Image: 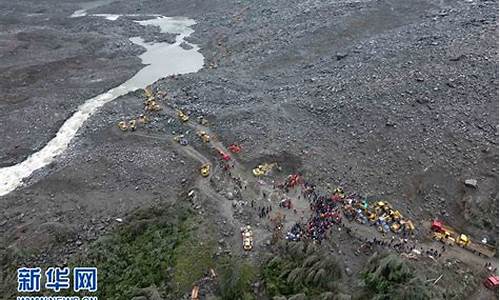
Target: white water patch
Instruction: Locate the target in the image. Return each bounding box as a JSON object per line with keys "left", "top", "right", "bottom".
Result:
{"left": 69, "top": 0, "right": 117, "bottom": 18}
{"left": 92, "top": 13, "right": 121, "bottom": 21}
{"left": 70, "top": 9, "right": 88, "bottom": 18}
{"left": 89, "top": 14, "right": 163, "bottom": 21}
{"left": 0, "top": 16, "right": 204, "bottom": 196}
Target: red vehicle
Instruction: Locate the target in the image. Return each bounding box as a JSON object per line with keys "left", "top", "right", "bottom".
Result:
{"left": 217, "top": 149, "right": 231, "bottom": 161}
{"left": 228, "top": 144, "right": 241, "bottom": 153}
{"left": 285, "top": 174, "right": 301, "bottom": 188}
{"left": 484, "top": 275, "right": 499, "bottom": 289}
{"left": 431, "top": 220, "right": 445, "bottom": 232}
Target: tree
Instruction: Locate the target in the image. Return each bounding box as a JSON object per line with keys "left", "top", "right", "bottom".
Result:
{"left": 218, "top": 257, "right": 256, "bottom": 300}
{"left": 362, "top": 252, "right": 432, "bottom": 300}
{"left": 263, "top": 241, "right": 344, "bottom": 298}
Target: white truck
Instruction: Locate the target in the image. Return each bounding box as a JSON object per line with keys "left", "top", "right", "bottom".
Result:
{"left": 241, "top": 225, "right": 254, "bottom": 251}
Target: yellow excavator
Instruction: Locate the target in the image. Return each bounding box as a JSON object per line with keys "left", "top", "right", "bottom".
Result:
{"left": 128, "top": 119, "right": 137, "bottom": 131}
{"left": 391, "top": 222, "right": 401, "bottom": 233}
{"left": 241, "top": 225, "right": 254, "bottom": 251}
{"left": 177, "top": 110, "right": 189, "bottom": 122}
{"left": 456, "top": 234, "right": 470, "bottom": 247}
{"left": 200, "top": 164, "right": 210, "bottom": 177}
{"left": 197, "top": 131, "right": 210, "bottom": 143}
{"left": 367, "top": 211, "right": 378, "bottom": 222}
{"left": 403, "top": 220, "right": 415, "bottom": 232}
{"left": 118, "top": 121, "right": 128, "bottom": 131}
{"left": 144, "top": 99, "right": 161, "bottom": 111}
{"left": 144, "top": 86, "right": 154, "bottom": 99}
{"left": 433, "top": 230, "right": 456, "bottom": 245}
{"left": 333, "top": 187, "right": 345, "bottom": 198}
{"left": 143, "top": 87, "right": 161, "bottom": 111}
{"left": 252, "top": 163, "right": 276, "bottom": 176}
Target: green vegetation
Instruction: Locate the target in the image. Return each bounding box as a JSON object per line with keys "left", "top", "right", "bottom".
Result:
{"left": 360, "top": 252, "right": 432, "bottom": 300}
{"left": 173, "top": 231, "right": 216, "bottom": 292}
{"left": 217, "top": 257, "right": 257, "bottom": 300}
{"left": 262, "top": 241, "right": 344, "bottom": 299}
{"left": 0, "top": 247, "right": 19, "bottom": 298}
{"left": 72, "top": 204, "right": 216, "bottom": 300}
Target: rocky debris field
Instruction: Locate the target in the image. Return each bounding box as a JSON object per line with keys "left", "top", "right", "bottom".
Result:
{"left": 0, "top": 0, "right": 177, "bottom": 166}
{"left": 0, "top": 0, "right": 498, "bottom": 299}
{"left": 159, "top": 0, "right": 499, "bottom": 238}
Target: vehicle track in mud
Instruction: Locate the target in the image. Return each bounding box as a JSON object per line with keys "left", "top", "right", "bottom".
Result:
{"left": 123, "top": 102, "right": 270, "bottom": 259}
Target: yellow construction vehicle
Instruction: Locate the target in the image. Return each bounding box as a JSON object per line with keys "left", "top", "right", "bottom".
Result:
{"left": 144, "top": 86, "right": 154, "bottom": 99}
{"left": 390, "top": 210, "right": 402, "bottom": 222}
{"left": 252, "top": 166, "right": 265, "bottom": 176}
{"left": 177, "top": 110, "right": 189, "bottom": 122}
{"left": 403, "top": 220, "right": 415, "bottom": 232}
{"left": 128, "top": 119, "right": 137, "bottom": 131}
{"left": 143, "top": 87, "right": 161, "bottom": 111}
{"left": 373, "top": 201, "right": 385, "bottom": 214}
{"left": 367, "top": 211, "right": 378, "bottom": 222}
{"left": 456, "top": 234, "right": 470, "bottom": 247}
{"left": 197, "top": 131, "right": 210, "bottom": 143}
{"left": 333, "top": 187, "right": 345, "bottom": 198}
{"left": 145, "top": 99, "right": 161, "bottom": 112}
{"left": 433, "top": 230, "right": 455, "bottom": 245}
{"left": 200, "top": 164, "right": 210, "bottom": 177}
{"left": 241, "top": 225, "right": 254, "bottom": 251}
{"left": 431, "top": 220, "right": 472, "bottom": 248}
{"left": 252, "top": 163, "right": 275, "bottom": 177}
{"left": 391, "top": 222, "right": 401, "bottom": 233}
{"left": 118, "top": 121, "right": 128, "bottom": 131}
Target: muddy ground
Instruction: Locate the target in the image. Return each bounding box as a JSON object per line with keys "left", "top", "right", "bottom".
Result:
{"left": 0, "top": 0, "right": 498, "bottom": 299}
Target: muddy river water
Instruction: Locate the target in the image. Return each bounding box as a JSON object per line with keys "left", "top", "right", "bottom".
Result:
{"left": 0, "top": 11, "right": 204, "bottom": 196}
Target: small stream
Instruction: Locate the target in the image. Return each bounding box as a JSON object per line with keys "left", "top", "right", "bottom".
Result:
{"left": 0, "top": 12, "right": 204, "bottom": 196}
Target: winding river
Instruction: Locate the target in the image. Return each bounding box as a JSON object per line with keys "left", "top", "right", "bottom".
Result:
{"left": 0, "top": 12, "right": 204, "bottom": 196}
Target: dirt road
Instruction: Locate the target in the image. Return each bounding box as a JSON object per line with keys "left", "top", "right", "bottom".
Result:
{"left": 137, "top": 96, "right": 498, "bottom": 277}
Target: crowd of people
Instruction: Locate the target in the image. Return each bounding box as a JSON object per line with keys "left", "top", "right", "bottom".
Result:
{"left": 258, "top": 205, "right": 272, "bottom": 218}
{"left": 304, "top": 191, "right": 343, "bottom": 243}
{"left": 275, "top": 177, "right": 346, "bottom": 243}
{"left": 286, "top": 223, "right": 303, "bottom": 241}
{"left": 274, "top": 174, "right": 416, "bottom": 247}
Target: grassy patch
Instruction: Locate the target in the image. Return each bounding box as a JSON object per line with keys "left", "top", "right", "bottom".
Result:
{"left": 172, "top": 224, "right": 216, "bottom": 292}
